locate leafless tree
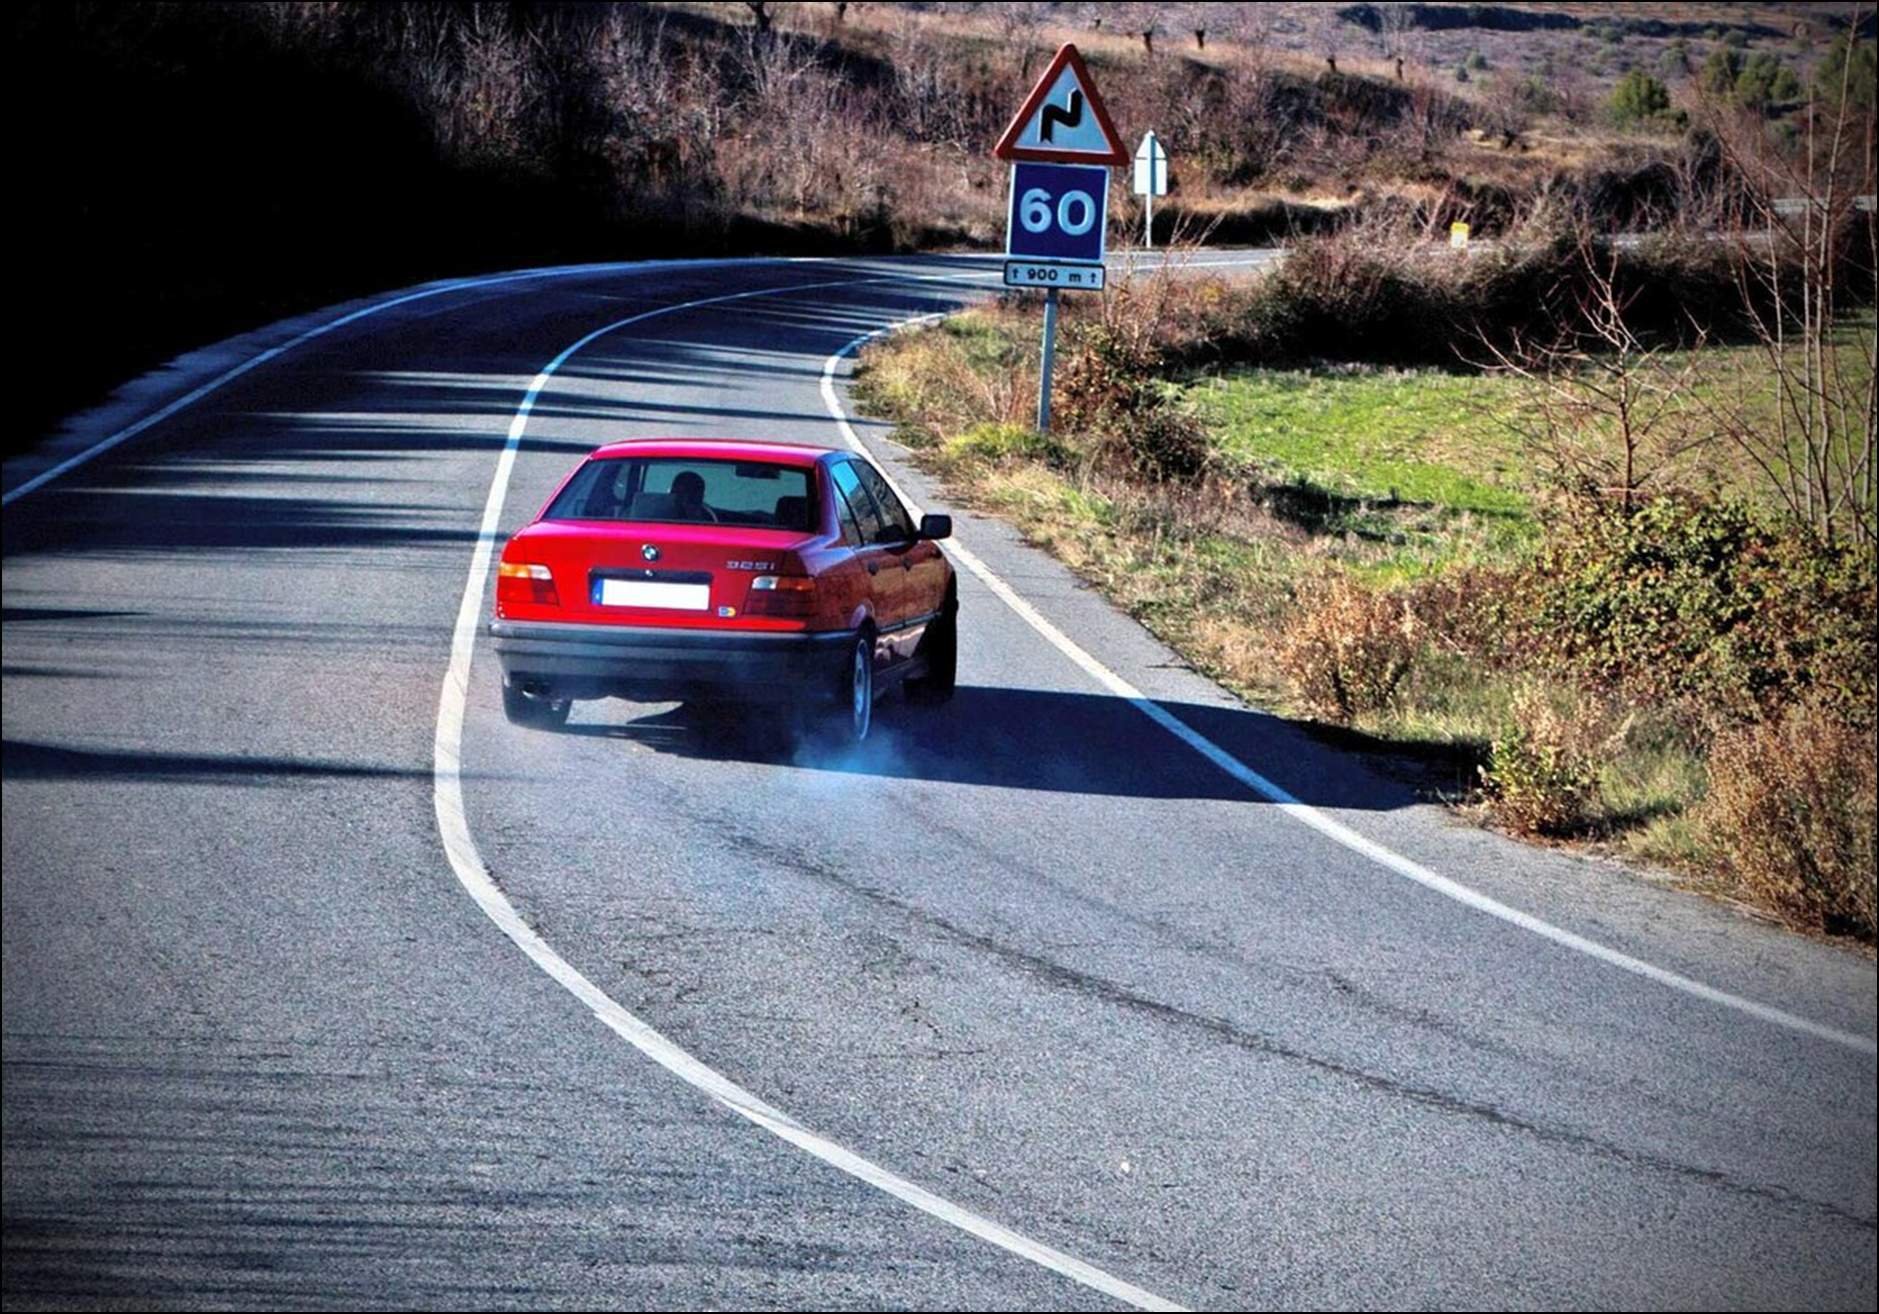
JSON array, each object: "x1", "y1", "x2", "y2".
[
  {"x1": 1373, "y1": 2, "x2": 1419, "y2": 78},
  {"x1": 1694, "y1": 38, "x2": 1878, "y2": 548},
  {"x1": 994, "y1": 1, "x2": 1050, "y2": 78},
  {"x1": 1228, "y1": 4, "x2": 1278, "y2": 78},
  {"x1": 1308, "y1": 6, "x2": 1346, "y2": 74},
  {"x1": 1481, "y1": 234, "x2": 1715, "y2": 515},
  {"x1": 1481, "y1": 71, "x2": 1534, "y2": 149},
  {"x1": 1554, "y1": 59, "x2": 1593, "y2": 124}
]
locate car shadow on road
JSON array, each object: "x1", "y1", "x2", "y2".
[{"x1": 558, "y1": 684, "x2": 1472, "y2": 811}]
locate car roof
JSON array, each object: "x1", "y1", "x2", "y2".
[{"x1": 587, "y1": 438, "x2": 834, "y2": 468}]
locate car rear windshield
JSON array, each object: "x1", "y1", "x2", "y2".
[{"x1": 544, "y1": 457, "x2": 816, "y2": 531}]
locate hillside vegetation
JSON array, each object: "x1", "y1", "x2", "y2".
[
  {"x1": 18, "y1": 0, "x2": 1867, "y2": 439},
  {"x1": 856, "y1": 50, "x2": 1876, "y2": 940}
]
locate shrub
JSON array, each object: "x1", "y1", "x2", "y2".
[
  {"x1": 1481, "y1": 685, "x2": 1603, "y2": 836},
  {"x1": 1059, "y1": 307, "x2": 1216, "y2": 482},
  {"x1": 1526, "y1": 497, "x2": 1763, "y2": 703},
  {"x1": 1278, "y1": 577, "x2": 1420, "y2": 723},
  {"x1": 1698, "y1": 47, "x2": 1741, "y2": 98},
  {"x1": 1608, "y1": 71, "x2": 1675, "y2": 126},
  {"x1": 1701, "y1": 702, "x2": 1878, "y2": 939},
  {"x1": 1814, "y1": 33, "x2": 1877, "y2": 113},
  {"x1": 1059, "y1": 316, "x2": 1164, "y2": 432},
  {"x1": 942, "y1": 421, "x2": 1065, "y2": 466},
  {"x1": 1112, "y1": 405, "x2": 1215, "y2": 482},
  {"x1": 1213, "y1": 229, "x2": 1743, "y2": 371},
  {"x1": 1399, "y1": 564, "x2": 1526, "y2": 666},
  {"x1": 1526, "y1": 498, "x2": 1878, "y2": 720}
]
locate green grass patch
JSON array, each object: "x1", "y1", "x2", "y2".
[
  {"x1": 1190, "y1": 367, "x2": 1530, "y2": 517},
  {"x1": 855, "y1": 288, "x2": 1874, "y2": 940}
]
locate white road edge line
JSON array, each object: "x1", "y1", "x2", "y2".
[
  {"x1": 433, "y1": 273, "x2": 1187, "y2": 1314},
  {"x1": 821, "y1": 322, "x2": 1879, "y2": 1059},
  {"x1": 0, "y1": 250, "x2": 1262, "y2": 508},
  {"x1": 3, "y1": 258, "x2": 711, "y2": 506},
  {"x1": 2, "y1": 254, "x2": 985, "y2": 507}
]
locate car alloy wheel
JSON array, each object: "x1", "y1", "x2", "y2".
[{"x1": 850, "y1": 637, "x2": 872, "y2": 742}]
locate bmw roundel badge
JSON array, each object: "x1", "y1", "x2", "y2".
[{"x1": 641, "y1": 543, "x2": 660, "y2": 562}]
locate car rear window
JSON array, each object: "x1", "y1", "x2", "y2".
[{"x1": 545, "y1": 457, "x2": 815, "y2": 531}]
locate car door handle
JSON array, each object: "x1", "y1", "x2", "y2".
[{"x1": 867, "y1": 560, "x2": 879, "y2": 575}]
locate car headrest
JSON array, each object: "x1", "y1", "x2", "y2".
[
  {"x1": 773, "y1": 495, "x2": 807, "y2": 528},
  {"x1": 628, "y1": 492, "x2": 675, "y2": 520}
]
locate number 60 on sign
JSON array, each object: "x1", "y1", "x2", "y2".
[{"x1": 1005, "y1": 161, "x2": 1109, "y2": 265}]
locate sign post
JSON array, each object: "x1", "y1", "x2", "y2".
[
  {"x1": 1037, "y1": 287, "x2": 1060, "y2": 433},
  {"x1": 1133, "y1": 131, "x2": 1167, "y2": 248},
  {"x1": 993, "y1": 43, "x2": 1128, "y2": 433}
]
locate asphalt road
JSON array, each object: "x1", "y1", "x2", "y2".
[{"x1": 3, "y1": 253, "x2": 1874, "y2": 1310}]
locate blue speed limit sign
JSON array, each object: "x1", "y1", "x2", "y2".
[{"x1": 1006, "y1": 161, "x2": 1109, "y2": 264}]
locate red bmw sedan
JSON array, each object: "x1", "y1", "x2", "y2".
[{"x1": 489, "y1": 439, "x2": 956, "y2": 742}]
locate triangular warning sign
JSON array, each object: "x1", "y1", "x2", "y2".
[{"x1": 993, "y1": 44, "x2": 1128, "y2": 166}]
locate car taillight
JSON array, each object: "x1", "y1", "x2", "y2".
[
  {"x1": 745, "y1": 574, "x2": 816, "y2": 618},
  {"x1": 497, "y1": 561, "x2": 560, "y2": 608}
]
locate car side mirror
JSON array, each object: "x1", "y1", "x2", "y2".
[{"x1": 917, "y1": 513, "x2": 952, "y2": 541}]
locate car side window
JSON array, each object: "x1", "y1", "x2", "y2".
[
  {"x1": 830, "y1": 460, "x2": 883, "y2": 546},
  {"x1": 854, "y1": 462, "x2": 914, "y2": 544},
  {"x1": 829, "y1": 477, "x2": 863, "y2": 544}
]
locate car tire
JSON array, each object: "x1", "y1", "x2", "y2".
[
  {"x1": 906, "y1": 595, "x2": 957, "y2": 705},
  {"x1": 829, "y1": 633, "x2": 874, "y2": 744},
  {"x1": 502, "y1": 680, "x2": 571, "y2": 729}
]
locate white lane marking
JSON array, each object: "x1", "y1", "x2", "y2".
[
  {"x1": 821, "y1": 324, "x2": 1879, "y2": 1058},
  {"x1": 435, "y1": 274, "x2": 1186, "y2": 1313},
  {"x1": 1, "y1": 257, "x2": 761, "y2": 506},
  {"x1": 2, "y1": 249, "x2": 1271, "y2": 507}
]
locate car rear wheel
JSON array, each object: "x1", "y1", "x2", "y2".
[
  {"x1": 502, "y1": 680, "x2": 571, "y2": 729},
  {"x1": 906, "y1": 596, "x2": 957, "y2": 705},
  {"x1": 845, "y1": 635, "x2": 871, "y2": 744},
  {"x1": 800, "y1": 639, "x2": 871, "y2": 751}
]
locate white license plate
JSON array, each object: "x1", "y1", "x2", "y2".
[{"x1": 598, "y1": 578, "x2": 709, "y2": 610}]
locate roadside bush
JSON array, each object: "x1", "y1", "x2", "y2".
[
  {"x1": 1399, "y1": 564, "x2": 1527, "y2": 667},
  {"x1": 1526, "y1": 497, "x2": 1762, "y2": 703},
  {"x1": 941, "y1": 421, "x2": 1069, "y2": 468},
  {"x1": 1110, "y1": 407, "x2": 1215, "y2": 483},
  {"x1": 1481, "y1": 685, "x2": 1604, "y2": 836},
  {"x1": 1278, "y1": 577, "x2": 1421, "y2": 723},
  {"x1": 1701, "y1": 701, "x2": 1878, "y2": 939},
  {"x1": 1210, "y1": 228, "x2": 1744, "y2": 371},
  {"x1": 1743, "y1": 537, "x2": 1879, "y2": 729},
  {"x1": 1060, "y1": 309, "x2": 1215, "y2": 482},
  {"x1": 1525, "y1": 497, "x2": 1878, "y2": 720},
  {"x1": 1059, "y1": 316, "x2": 1164, "y2": 430}
]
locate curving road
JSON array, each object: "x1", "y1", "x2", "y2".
[{"x1": 3, "y1": 254, "x2": 1874, "y2": 1310}]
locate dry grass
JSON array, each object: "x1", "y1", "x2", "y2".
[
  {"x1": 856, "y1": 259, "x2": 1877, "y2": 941},
  {"x1": 1480, "y1": 684, "x2": 1609, "y2": 836},
  {"x1": 1277, "y1": 577, "x2": 1423, "y2": 723},
  {"x1": 1700, "y1": 703, "x2": 1878, "y2": 939}
]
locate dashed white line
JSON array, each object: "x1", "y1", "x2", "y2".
[{"x1": 820, "y1": 320, "x2": 1878, "y2": 1059}]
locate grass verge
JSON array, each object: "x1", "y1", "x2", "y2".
[{"x1": 854, "y1": 278, "x2": 1876, "y2": 943}]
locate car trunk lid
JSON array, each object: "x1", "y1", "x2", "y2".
[{"x1": 511, "y1": 520, "x2": 811, "y2": 625}]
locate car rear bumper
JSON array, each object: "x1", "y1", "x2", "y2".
[{"x1": 488, "y1": 618, "x2": 856, "y2": 701}]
